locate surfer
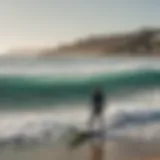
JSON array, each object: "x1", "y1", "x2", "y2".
[
  {"x1": 68, "y1": 88, "x2": 106, "y2": 160},
  {"x1": 88, "y1": 87, "x2": 105, "y2": 131},
  {"x1": 68, "y1": 87, "x2": 106, "y2": 149}
]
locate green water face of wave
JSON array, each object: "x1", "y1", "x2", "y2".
[{"x1": 0, "y1": 69, "x2": 159, "y2": 108}]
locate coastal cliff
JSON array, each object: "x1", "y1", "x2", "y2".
[{"x1": 41, "y1": 27, "x2": 160, "y2": 56}]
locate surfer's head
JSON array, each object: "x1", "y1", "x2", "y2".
[{"x1": 94, "y1": 87, "x2": 102, "y2": 93}]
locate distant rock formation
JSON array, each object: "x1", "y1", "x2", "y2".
[{"x1": 41, "y1": 27, "x2": 160, "y2": 56}]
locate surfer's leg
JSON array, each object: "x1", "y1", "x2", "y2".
[
  {"x1": 98, "y1": 114, "x2": 105, "y2": 133},
  {"x1": 100, "y1": 114, "x2": 105, "y2": 128},
  {"x1": 88, "y1": 112, "x2": 96, "y2": 132}
]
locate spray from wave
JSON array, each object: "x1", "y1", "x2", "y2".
[{"x1": 0, "y1": 57, "x2": 159, "y2": 150}]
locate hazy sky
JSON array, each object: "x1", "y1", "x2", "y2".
[{"x1": 0, "y1": 0, "x2": 160, "y2": 52}]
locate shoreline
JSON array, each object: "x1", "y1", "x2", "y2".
[{"x1": 0, "y1": 140, "x2": 160, "y2": 160}]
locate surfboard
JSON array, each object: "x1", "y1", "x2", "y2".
[{"x1": 67, "y1": 128, "x2": 105, "y2": 149}]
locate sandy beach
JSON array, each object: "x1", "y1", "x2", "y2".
[{"x1": 0, "y1": 140, "x2": 160, "y2": 160}]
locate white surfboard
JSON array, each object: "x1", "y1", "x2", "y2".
[{"x1": 66, "y1": 127, "x2": 105, "y2": 148}]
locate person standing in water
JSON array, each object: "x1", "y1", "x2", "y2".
[
  {"x1": 88, "y1": 87, "x2": 105, "y2": 132},
  {"x1": 68, "y1": 87, "x2": 106, "y2": 149}
]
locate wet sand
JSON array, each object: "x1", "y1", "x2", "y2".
[{"x1": 0, "y1": 140, "x2": 160, "y2": 160}]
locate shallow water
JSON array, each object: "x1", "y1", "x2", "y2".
[{"x1": 0, "y1": 56, "x2": 160, "y2": 159}]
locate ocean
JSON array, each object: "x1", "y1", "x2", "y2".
[{"x1": 0, "y1": 56, "x2": 160, "y2": 159}]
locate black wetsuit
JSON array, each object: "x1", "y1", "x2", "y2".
[{"x1": 92, "y1": 90, "x2": 105, "y2": 116}]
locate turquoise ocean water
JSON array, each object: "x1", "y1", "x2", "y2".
[{"x1": 0, "y1": 56, "x2": 160, "y2": 149}]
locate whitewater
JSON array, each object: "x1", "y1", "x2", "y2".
[{"x1": 0, "y1": 56, "x2": 160, "y2": 150}]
